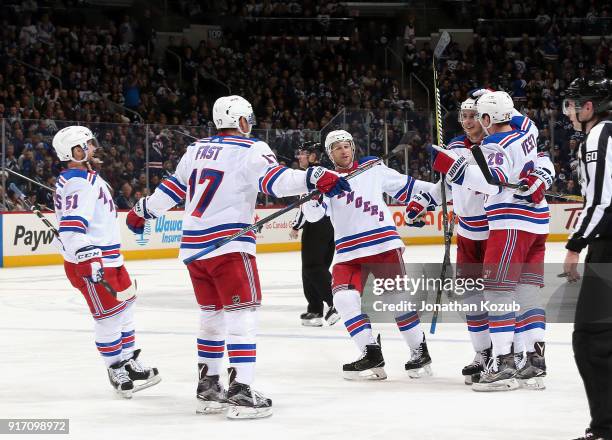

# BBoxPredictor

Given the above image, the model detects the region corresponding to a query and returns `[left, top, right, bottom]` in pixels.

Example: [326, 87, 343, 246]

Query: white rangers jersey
[436, 113, 554, 240]
[54, 168, 123, 266]
[145, 134, 311, 261]
[461, 116, 551, 234]
[302, 157, 432, 264]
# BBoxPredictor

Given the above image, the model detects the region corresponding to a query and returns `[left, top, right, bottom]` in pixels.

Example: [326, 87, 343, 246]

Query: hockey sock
[333, 289, 376, 352]
[119, 302, 136, 360]
[466, 312, 491, 352]
[395, 312, 424, 349]
[463, 293, 490, 352]
[94, 313, 124, 367]
[515, 283, 545, 353]
[225, 308, 258, 385]
[484, 290, 515, 357]
[197, 309, 226, 376]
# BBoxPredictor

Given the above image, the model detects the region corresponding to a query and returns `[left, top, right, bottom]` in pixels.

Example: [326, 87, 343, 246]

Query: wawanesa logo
[155, 215, 182, 244]
[134, 215, 183, 246]
[135, 221, 151, 246]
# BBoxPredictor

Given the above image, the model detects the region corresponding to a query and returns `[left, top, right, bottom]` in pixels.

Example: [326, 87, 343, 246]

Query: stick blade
[434, 31, 451, 59]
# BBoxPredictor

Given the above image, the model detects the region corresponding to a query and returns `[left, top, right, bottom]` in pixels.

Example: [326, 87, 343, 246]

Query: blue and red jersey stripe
[259, 165, 288, 197]
[181, 223, 256, 249]
[458, 215, 489, 232]
[158, 176, 187, 204]
[485, 203, 550, 225]
[335, 226, 401, 254]
[59, 215, 88, 233]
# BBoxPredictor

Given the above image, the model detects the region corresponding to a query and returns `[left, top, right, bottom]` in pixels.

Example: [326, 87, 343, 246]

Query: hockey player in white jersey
[405, 90, 554, 386]
[301, 129, 435, 380]
[126, 95, 349, 418]
[52, 126, 160, 399]
[430, 91, 550, 391]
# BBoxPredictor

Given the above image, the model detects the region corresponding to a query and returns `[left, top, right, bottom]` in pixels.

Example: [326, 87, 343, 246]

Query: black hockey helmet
[563, 77, 611, 115]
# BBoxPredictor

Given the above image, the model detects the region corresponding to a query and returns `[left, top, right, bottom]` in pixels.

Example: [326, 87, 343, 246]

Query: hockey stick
[182, 147, 408, 265]
[469, 145, 584, 202]
[430, 31, 454, 334]
[5, 168, 55, 192]
[8, 179, 119, 298]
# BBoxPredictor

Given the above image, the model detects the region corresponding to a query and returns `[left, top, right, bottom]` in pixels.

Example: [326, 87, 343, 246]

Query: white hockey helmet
[52, 126, 97, 162]
[324, 129, 354, 165]
[476, 91, 514, 130]
[458, 97, 477, 123]
[212, 95, 256, 135]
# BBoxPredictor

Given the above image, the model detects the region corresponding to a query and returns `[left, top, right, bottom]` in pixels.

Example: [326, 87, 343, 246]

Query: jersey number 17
[188, 168, 224, 218]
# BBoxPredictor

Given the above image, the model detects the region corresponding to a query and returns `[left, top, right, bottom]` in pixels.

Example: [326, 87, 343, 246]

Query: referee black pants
[301, 217, 334, 315]
[573, 239, 612, 439]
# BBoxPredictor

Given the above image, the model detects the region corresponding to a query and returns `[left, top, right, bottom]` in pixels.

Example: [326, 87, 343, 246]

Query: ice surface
[0, 243, 590, 440]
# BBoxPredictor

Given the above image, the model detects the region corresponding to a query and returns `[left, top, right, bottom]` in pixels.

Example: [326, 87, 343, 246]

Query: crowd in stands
[1, 0, 609, 211]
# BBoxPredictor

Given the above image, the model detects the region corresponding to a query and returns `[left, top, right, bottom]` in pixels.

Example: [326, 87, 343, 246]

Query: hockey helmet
[324, 130, 355, 166]
[562, 77, 611, 116]
[458, 97, 477, 123]
[212, 95, 256, 135]
[476, 91, 514, 130]
[52, 126, 97, 162]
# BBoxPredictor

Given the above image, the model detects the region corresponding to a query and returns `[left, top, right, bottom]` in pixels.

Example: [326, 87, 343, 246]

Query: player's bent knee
[225, 308, 258, 337]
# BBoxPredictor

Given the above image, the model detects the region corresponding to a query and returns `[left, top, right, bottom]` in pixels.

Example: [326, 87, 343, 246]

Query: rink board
[0, 203, 583, 267]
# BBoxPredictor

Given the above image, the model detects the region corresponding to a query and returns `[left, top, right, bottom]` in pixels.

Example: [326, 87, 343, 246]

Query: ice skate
[124, 349, 161, 392]
[300, 312, 323, 327]
[516, 342, 546, 390]
[472, 352, 519, 392]
[324, 306, 340, 326]
[343, 337, 386, 380]
[225, 368, 272, 419]
[107, 360, 134, 399]
[405, 335, 433, 378]
[196, 364, 228, 414]
[462, 346, 491, 385]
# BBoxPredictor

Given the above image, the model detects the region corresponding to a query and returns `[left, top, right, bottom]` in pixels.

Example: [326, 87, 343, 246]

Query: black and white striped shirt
[291, 204, 307, 230]
[566, 119, 612, 252]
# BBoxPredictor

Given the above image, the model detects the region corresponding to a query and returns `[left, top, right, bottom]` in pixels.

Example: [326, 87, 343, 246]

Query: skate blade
[326, 315, 340, 326]
[464, 375, 473, 385]
[226, 405, 272, 419]
[472, 378, 519, 392]
[406, 364, 432, 379]
[196, 400, 229, 414]
[343, 367, 387, 381]
[518, 377, 546, 390]
[301, 319, 323, 327]
[133, 375, 162, 393]
[115, 389, 133, 399]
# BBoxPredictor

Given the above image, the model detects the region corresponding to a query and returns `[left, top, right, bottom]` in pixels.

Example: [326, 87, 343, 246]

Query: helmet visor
[562, 98, 582, 116]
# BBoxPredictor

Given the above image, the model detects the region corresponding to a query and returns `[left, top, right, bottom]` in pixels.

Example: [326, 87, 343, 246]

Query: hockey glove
[514, 168, 553, 204]
[306, 166, 351, 197]
[75, 245, 104, 283]
[405, 193, 436, 227]
[431, 145, 467, 184]
[127, 197, 156, 234]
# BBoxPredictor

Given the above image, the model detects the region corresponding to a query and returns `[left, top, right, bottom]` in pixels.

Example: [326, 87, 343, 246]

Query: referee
[561, 77, 612, 440]
[290, 142, 339, 327]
